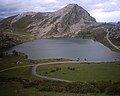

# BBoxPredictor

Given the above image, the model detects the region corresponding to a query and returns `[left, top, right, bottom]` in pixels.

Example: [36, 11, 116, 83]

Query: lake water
[6, 38, 120, 61]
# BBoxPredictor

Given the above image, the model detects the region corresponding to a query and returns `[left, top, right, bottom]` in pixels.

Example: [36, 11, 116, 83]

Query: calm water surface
[6, 38, 120, 61]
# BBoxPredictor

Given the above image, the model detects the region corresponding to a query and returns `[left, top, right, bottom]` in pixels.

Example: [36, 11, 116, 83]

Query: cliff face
[110, 22, 120, 39]
[0, 4, 96, 39]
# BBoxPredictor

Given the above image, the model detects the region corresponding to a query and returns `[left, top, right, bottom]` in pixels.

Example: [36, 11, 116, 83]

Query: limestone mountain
[0, 4, 96, 39]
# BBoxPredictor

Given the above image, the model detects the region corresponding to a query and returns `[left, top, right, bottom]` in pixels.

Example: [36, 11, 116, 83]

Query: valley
[0, 3, 120, 96]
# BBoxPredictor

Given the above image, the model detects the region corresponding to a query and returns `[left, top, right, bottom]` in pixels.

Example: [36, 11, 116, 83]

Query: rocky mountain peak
[55, 4, 83, 15]
[64, 4, 79, 9]
[0, 4, 96, 38]
[54, 4, 96, 23]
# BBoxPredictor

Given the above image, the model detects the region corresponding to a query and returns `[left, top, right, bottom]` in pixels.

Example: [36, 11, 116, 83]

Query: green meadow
[0, 53, 120, 96]
[37, 62, 120, 82]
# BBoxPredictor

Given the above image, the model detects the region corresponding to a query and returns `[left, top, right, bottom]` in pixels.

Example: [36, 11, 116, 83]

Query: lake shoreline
[5, 38, 120, 61]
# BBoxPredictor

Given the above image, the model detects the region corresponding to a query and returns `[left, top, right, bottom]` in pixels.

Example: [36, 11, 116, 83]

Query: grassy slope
[37, 62, 120, 82]
[0, 15, 36, 49]
[0, 54, 77, 95]
[5, 29, 34, 40]
[0, 54, 120, 96]
[0, 13, 48, 44]
[0, 55, 30, 70]
[76, 24, 120, 52]
[0, 67, 38, 80]
[0, 54, 74, 81]
[0, 54, 73, 70]
[0, 82, 106, 96]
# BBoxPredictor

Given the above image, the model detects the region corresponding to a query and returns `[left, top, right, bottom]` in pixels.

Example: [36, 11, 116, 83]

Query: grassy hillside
[0, 52, 120, 95]
[0, 15, 37, 50]
[76, 23, 120, 52]
[0, 29, 34, 50]
[0, 82, 108, 96]
[37, 62, 120, 82]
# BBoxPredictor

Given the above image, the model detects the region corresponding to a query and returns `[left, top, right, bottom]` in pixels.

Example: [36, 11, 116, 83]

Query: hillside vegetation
[37, 62, 120, 82]
[0, 52, 120, 96]
[109, 22, 120, 46]
[76, 23, 120, 52]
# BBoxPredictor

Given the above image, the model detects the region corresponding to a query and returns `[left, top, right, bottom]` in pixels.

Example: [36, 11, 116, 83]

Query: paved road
[31, 61, 104, 82]
[32, 61, 79, 83]
[106, 29, 120, 50]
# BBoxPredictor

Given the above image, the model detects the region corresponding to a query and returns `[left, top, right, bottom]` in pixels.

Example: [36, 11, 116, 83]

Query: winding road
[0, 65, 34, 72]
[106, 29, 120, 50]
[0, 29, 119, 82]
[32, 61, 80, 83]
[0, 61, 103, 82]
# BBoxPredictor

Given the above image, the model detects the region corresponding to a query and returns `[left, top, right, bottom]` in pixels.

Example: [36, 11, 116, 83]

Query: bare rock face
[109, 22, 120, 46]
[110, 22, 120, 39]
[0, 4, 96, 38]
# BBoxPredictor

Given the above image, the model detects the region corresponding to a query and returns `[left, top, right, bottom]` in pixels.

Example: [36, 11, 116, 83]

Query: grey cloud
[0, 0, 120, 22]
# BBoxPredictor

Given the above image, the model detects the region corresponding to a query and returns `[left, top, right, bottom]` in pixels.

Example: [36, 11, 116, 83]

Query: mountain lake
[6, 38, 120, 61]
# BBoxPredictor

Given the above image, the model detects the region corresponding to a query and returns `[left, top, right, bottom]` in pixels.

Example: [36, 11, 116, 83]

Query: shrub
[50, 86, 66, 92]
[22, 82, 31, 88]
[84, 58, 87, 61]
[12, 50, 18, 56]
[105, 83, 120, 95]
[38, 86, 52, 91]
[66, 82, 99, 93]
[44, 74, 47, 76]
[45, 72, 48, 74]
[68, 67, 75, 71]
[51, 69, 56, 72]
[89, 81, 112, 93]
[25, 55, 28, 59]
[68, 67, 70, 69]
[71, 68, 75, 71]
[56, 67, 61, 71]
[0, 51, 4, 58]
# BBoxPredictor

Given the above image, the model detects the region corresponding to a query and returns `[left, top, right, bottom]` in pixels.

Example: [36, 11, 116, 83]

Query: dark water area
[6, 38, 120, 61]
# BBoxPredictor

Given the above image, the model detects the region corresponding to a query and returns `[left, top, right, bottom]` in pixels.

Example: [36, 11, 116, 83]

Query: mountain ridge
[0, 4, 96, 38]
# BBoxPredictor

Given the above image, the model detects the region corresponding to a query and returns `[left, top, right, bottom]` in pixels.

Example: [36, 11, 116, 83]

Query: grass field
[37, 62, 120, 82]
[5, 30, 34, 40]
[76, 25, 120, 52]
[0, 54, 73, 80]
[0, 67, 39, 80]
[0, 53, 120, 95]
[0, 54, 73, 70]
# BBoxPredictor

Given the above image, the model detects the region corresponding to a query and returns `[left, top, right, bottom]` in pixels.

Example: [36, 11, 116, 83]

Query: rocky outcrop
[0, 33, 22, 49]
[109, 22, 120, 46]
[0, 4, 96, 38]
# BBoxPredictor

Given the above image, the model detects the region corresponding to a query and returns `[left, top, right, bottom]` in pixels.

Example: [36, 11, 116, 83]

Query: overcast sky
[0, 0, 120, 22]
